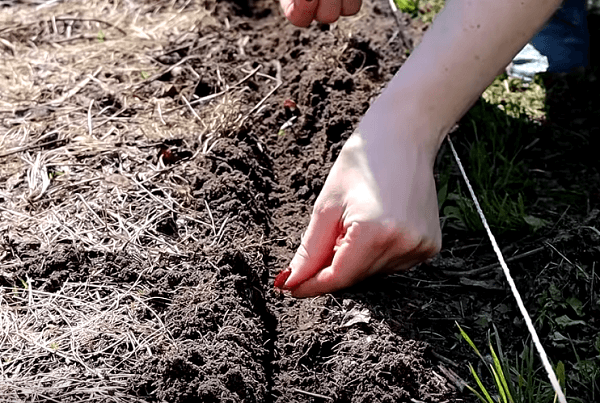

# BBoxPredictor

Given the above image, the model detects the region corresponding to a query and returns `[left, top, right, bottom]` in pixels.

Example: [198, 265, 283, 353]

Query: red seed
[283, 99, 296, 109]
[160, 148, 175, 164]
[274, 267, 292, 289]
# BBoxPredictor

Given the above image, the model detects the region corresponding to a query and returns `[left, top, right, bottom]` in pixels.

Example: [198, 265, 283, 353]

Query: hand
[276, 110, 442, 297]
[275, 0, 564, 298]
[279, 0, 362, 27]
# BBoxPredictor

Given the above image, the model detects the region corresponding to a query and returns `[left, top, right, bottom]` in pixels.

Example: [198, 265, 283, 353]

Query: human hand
[276, 108, 442, 297]
[274, 0, 564, 298]
[279, 0, 362, 27]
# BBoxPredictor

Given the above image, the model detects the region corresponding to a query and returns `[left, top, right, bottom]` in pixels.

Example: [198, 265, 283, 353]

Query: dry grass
[0, 0, 282, 400]
[0, 0, 278, 258]
[0, 279, 173, 402]
[0, 0, 209, 256]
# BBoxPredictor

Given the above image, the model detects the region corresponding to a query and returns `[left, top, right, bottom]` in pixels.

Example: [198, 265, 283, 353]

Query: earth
[0, 1, 598, 402]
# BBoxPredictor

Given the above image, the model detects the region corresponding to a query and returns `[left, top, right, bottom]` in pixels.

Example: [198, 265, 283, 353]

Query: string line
[447, 136, 566, 403]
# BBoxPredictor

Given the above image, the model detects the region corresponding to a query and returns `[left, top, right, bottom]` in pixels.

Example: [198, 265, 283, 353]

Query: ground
[0, 1, 598, 402]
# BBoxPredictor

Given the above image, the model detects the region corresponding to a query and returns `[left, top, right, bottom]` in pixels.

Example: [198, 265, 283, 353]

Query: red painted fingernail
[283, 99, 296, 109]
[274, 267, 292, 289]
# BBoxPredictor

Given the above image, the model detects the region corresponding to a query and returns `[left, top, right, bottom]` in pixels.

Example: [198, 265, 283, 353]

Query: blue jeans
[531, 0, 589, 72]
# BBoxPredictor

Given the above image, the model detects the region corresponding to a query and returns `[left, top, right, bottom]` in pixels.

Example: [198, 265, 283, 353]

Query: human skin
[279, 0, 362, 27]
[277, 0, 563, 297]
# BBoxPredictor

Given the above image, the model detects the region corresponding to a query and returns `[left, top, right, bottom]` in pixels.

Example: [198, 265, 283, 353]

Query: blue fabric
[530, 0, 589, 73]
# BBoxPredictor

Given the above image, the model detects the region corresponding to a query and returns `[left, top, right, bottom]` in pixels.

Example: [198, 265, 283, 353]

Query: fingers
[289, 222, 376, 297]
[282, 201, 344, 290]
[280, 0, 362, 26]
[279, 0, 319, 27]
[292, 223, 389, 298]
[290, 223, 436, 298]
[314, 0, 341, 24]
[341, 0, 362, 16]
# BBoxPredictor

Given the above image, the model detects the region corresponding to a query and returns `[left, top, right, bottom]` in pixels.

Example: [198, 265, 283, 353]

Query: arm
[363, 0, 563, 152]
[278, 0, 563, 297]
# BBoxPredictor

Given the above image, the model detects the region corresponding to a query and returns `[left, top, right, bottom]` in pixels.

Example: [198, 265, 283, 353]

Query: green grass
[438, 85, 547, 234]
[403, 4, 600, 401]
[393, 0, 445, 22]
[445, 70, 600, 399]
[458, 323, 564, 403]
[397, 0, 550, 235]
[455, 243, 600, 403]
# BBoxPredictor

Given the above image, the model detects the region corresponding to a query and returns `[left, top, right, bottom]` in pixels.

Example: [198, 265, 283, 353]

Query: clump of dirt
[271, 296, 454, 402]
[132, 251, 272, 403]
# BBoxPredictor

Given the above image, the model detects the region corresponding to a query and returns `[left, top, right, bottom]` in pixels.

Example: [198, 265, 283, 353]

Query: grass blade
[490, 342, 515, 403]
[469, 364, 495, 403]
[457, 322, 484, 360]
[490, 364, 508, 403]
[466, 383, 493, 403]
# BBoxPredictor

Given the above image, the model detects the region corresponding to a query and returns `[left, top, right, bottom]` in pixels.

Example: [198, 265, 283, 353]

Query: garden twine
[448, 136, 567, 403]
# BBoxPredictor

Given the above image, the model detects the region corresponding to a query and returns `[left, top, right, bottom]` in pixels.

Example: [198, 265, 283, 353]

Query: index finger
[341, 0, 362, 16]
[279, 0, 319, 27]
[290, 222, 386, 297]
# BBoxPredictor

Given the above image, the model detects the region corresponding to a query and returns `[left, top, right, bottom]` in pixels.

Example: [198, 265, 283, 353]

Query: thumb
[281, 203, 343, 290]
[279, 0, 319, 27]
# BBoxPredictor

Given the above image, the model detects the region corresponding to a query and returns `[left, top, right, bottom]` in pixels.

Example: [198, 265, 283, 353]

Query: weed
[394, 0, 418, 14]
[97, 30, 105, 43]
[457, 323, 563, 403]
[394, 0, 445, 22]
[439, 97, 546, 233]
[48, 171, 64, 179]
[140, 71, 150, 80]
[533, 274, 600, 402]
[482, 74, 547, 122]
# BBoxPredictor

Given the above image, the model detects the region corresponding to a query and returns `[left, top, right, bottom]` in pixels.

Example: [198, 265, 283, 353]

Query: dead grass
[0, 279, 173, 402]
[0, 0, 281, 400]
[0, 0, 277, 257]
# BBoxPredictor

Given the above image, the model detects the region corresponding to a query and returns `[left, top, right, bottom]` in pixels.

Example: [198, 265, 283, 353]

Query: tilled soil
[1, 0, 455, 401]
[122, 2, 455, 401]
[2, 0, 599, 402]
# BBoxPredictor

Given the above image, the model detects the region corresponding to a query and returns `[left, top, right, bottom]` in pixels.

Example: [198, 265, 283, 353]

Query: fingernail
[274, 267, 292, 289]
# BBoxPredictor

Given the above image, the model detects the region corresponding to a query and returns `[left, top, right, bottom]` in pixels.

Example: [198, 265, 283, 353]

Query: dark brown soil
[2, 0, 599, 402]
[120, 2, 456, 401]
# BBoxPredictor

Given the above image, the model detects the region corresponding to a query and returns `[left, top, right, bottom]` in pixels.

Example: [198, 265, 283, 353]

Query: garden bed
[1, 0, 598, 402]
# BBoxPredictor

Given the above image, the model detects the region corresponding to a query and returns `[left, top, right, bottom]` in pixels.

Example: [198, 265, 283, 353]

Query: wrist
[358, 88, 448, 161]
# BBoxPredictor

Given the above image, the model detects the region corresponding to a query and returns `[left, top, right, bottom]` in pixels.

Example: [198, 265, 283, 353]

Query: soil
[1, 1, 598, 402]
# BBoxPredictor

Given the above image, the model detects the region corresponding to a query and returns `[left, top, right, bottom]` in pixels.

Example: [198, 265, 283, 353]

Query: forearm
[360, 0, 562, 152]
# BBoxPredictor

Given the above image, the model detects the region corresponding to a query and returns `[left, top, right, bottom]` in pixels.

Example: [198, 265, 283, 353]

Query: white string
[448, 137, 566, 403]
